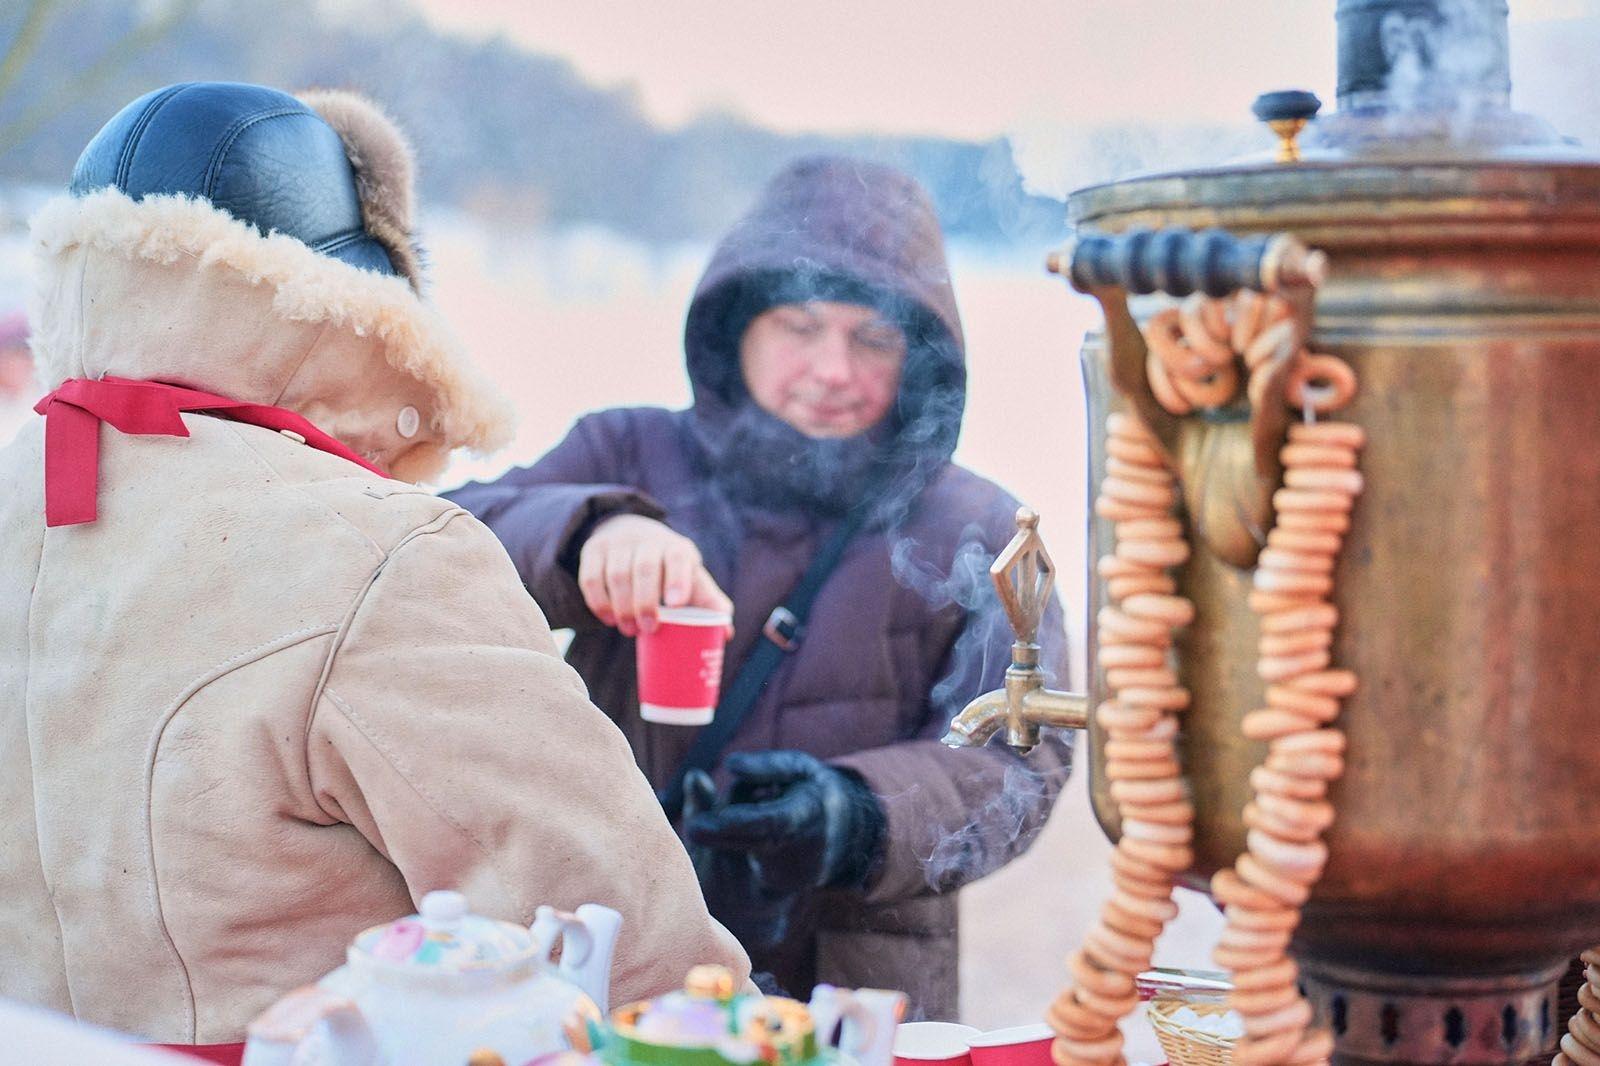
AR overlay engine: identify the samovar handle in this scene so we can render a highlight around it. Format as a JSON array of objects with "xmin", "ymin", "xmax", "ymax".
[{"xmin": 1052, "ymin": 226, "xmax": 1324, "ymax": 482}]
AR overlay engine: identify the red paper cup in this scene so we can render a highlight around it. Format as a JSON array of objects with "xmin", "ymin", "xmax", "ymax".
[
  {"xmin": 893, "ymin": 1022, "xmax": 980, "ymax": 1066},
  {"xmin": 636, "ymin": 606, "xmax": 730, "ymax": 725},
  {"xmin": 968, "ymin": 1024, "xmax": 1055, "ymax": 1066}
]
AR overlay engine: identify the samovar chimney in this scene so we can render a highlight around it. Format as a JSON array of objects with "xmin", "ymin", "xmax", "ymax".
[{"xmin": 1335, "ymin": 0, "xmax": 1511, "ymax": 113}]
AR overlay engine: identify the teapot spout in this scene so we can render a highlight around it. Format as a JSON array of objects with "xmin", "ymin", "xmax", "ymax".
[{"xmin": 241, "ymin": 985, "xmax": 379, "ymax": 1066}]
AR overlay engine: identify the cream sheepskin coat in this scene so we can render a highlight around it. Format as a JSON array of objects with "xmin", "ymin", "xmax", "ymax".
[{"xmin": 0, "ymin": 182, "xmax": 747, "ymax": 1042}]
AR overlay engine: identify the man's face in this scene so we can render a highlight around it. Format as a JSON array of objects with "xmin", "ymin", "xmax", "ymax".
[{"xmin": 737, "ymin": 300, "xmax": 907, "ymax": 439}]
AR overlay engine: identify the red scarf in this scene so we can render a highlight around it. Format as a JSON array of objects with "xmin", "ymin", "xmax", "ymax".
[{"xmin": 33, "ymin": 376, "xmax": 390, "ymax": 527}]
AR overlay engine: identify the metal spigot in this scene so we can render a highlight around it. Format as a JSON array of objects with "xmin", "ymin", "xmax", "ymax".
[{"xmin": 942, "ymin": 508, "xmax": 1087, "ymax": 754}]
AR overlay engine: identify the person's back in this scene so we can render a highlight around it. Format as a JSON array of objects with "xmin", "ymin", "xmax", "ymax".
[{"xmin": 0, "ymin": 82, "xmax": 746, "ymax": 1044}]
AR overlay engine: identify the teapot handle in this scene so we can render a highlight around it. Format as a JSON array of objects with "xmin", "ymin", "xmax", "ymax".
[
  {"xmin": 531, "ymin": 903, "xmax": 623, "ymax": 1014},
  {"xmin": 241, "ymin": 985, "xmax": 379, "ymax": 1066},
  {"xmin": 807, "ymin": 986, "xmax": 907, "ymax": 1066}
]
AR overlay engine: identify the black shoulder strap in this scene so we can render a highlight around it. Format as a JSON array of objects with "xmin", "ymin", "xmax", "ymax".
[{"xmin": 658, "ymin": 504, "xmax": 869, "ymax": 819}]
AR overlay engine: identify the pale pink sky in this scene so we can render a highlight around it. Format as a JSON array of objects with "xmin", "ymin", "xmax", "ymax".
[{"xmin": 408, "ymin": 0, "xmax": 1597, "ymax": 139}]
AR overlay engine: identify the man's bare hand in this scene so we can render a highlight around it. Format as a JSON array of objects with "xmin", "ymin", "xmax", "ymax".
[{"xmin": 577, "ymin": 514, "xmax": 733, "ymax": 636}]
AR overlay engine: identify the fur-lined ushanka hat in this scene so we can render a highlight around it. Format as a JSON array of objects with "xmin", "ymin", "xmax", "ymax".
[{"xmin": 33, "ymin": 82, "xmax": 512, "ymax": 481}]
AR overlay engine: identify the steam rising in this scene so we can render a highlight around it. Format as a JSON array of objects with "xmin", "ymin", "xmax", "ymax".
[{"xmin": 889, "ymin": 525, "xmax": 1074, "ymax": 891}]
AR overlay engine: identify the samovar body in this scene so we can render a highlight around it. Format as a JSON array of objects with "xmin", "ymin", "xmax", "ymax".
[{"xmin": 1067, "ymin": 2, "xmax": 1600, "ymax": 1060}]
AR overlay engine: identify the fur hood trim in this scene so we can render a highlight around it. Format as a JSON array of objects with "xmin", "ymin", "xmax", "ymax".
[
  {"xmin": 297, "ymin": 88, "xmax": 425, "ymax": 291},
  {"xmin": 29, "ymin": 187, "xmax": 514, "ymax": 466}
]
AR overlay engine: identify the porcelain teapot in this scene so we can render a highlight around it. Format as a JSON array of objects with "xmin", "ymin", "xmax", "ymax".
[
  {"xmin": 242, "ymin": 890, "xmax": 621, "ymax": 1066},
  {"xmin": 576, "ymin": 965, "xmax": 905, "ymax": 1066}
]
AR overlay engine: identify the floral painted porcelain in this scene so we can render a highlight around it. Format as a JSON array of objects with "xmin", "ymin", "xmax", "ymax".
[
  {"xmin": 567, "ymin": 966, "xmax": 904, "ymax": 1066},
  {"xmin": 241, "ymin": 890, "xmax": 620, "ymax": 1066}
]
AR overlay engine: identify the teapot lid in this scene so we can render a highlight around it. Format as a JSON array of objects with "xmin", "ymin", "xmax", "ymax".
[
  {"xmin": 607, "ymin": 966, "xmax": 817, "ymax": 1066},
  {"xmin": 354, "ymin": 890, "xmax": 532, "ymax": 973}
]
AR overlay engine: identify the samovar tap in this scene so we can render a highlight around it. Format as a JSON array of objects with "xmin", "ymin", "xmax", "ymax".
[{"xmin": 941, "ymin": 507, "xmax": 1086, "ymax": 754}]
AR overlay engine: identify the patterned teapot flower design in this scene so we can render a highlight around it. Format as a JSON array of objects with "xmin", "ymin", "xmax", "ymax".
[
  {"xmin": 568, "ymin": 965, "xmax": 904, "ymax": 1066},
  {"xmin": 241, "ymin": 890, "xmax": 620, "ymax": 1066}
]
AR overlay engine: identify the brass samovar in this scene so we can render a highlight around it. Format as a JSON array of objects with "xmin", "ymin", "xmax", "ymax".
[{"xmin": 949, "ymin": 2, "xmax": 1600, "ymax": 1063}]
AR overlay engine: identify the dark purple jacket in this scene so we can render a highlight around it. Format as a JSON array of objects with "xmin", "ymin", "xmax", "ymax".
[{"xmin": 447, "ymin": 157, "xmax": 1071, "ymax": 1019}]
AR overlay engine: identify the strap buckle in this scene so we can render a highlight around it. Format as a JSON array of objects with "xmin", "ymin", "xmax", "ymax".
[{"xmin": 763, "ymin": 606, "xmax": 803, "ymax": 652}]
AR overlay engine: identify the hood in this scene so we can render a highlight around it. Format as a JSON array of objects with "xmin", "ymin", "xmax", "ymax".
[
  {"xmin": 26, "ymin": 186, "xmax": 513, "ymax": 484},
  {"xmin": 682, "ymin": 156, "xmax": 968, "ymax": 485}
]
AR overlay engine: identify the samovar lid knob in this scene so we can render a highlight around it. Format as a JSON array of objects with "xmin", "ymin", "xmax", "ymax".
[{"xmin": 1253, "ymin": 90, "xmax": 1323, "ymax": 164}]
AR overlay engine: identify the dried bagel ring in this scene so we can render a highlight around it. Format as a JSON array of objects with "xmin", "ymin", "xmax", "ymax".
[
  {"xmin": 1110, "ymin": 776, "xmax": 1187, "ymax": 805},
  {"xmin": 1145, "ymin": 307, "xmax": 1213, "ymax": 380},
  {"xmin": 1276, "ymin": 510, "xmax": 1350, "ymax": 534},
  {"xmin": 1245, "ymin": 801, "xmax": 1325, "ymax": 844},
  {"xmin": 1109, "ymin": 574, "xmax": 1177, "ymax": 600},
  {"xmin": 1237, "ymin": 853, "xmax": 1313, "ymax": 906},
  {"xmin": 1225, "ymin": 903, "xmax": 1301, "ymax": 933},
  {"xmin": 1120, "ymin": 798, "xmax": 1195, "ymax": 826},
  {"xmin": 1287, "ymin": 354, "xmax": 1358, "ymax": 413},
  {"xmin": 1232, "ymin": 1028, "xmax": 1303, "ymax": 1066},
  {"xmin": 1100, "ymin": 900, "xmax": 1166, "ymax": 941},
  {"xmin": 1052, "ymin": 1029, "xmax": 1125, "ymax": 1064},
  {"xmin": 1105, "ymin": 667, "xmax": 1179, "ymax": 691},
  {"xmin": 1231, "ymin": 955, "xmax": 1300, "ymax": 992},
  {"xmin": 1211, "ymin": 867, "xmax": 1287, "ymax": 912},
  {"xmin": 1582, "ymin": 982, "xmax": 1600, "ymax": 1012},
  {"xmin": 1242, "ymin": 708, "xmax": 1322, "ymax": 741},
  {"xmin": 1122, "ymin": 593, "xmax": 1196, "ymax": 627},
  {"xmin": 1286, "ymin": 669, "xmax": 1359, "ymax": 697},
  {"xmin": 1147, "ymin": 350, "xmax": 1194, "ymax": 415},
  {"xmin": 1260, "ymin": 604, "xmax": 1339, "ymax": 635},
  {"xmin": 1179, "ymin": 294, "xmax": 1236, "ymax": 368},
  {"xmin": 1282, "ymin": 441, "xmax": 1357, "ymax": 469},
  {"xmin": 1259, "ymin": 628, "xmax": 1333, "ymax": 658},
  {"xmin": 1284, "ymin": 466, "xmax": 1365, "ymax": 496},
  {"xmin": 1213, "ymin": 942, "xmax": 1288, "ymax": 970},
  {"xmin": 1248, "ymin": 590, "xmax": 1324, "ymax": 615},
  {"xmin": 1097, "ymin": 702, "xmax": 1163, "ymax": 732},
  {"xmin": 1067, "ymin": 949, "xmax": 1136, "ymax": 999},
  {"xmin": 1244, "ymin": 317, "xmax": 1297, "ymax": 370},
  {"xmin": 1258, "ymin": 649, "xmax": 1333, "ymax": 682},
  {"xmin": 1109, "ymin": 714, "xmax": 1180, "ymax": 742},
  {"xmin": 1249, "ymin": 765, "xmax": 1329, "ymax": 801},
  {"xmin": 1565, "ymin": 1034, "xmax": 1600, "ymax": 1066},
  {"xmin": 1230, "ymin": 981, "xmax": 1303, "ymax": 1015},
  {"xmin": 1271, "ymin": 729, "xmax": 1347, "ymax": 756},
  {"xmin": 1172, "ymin": 361, "xmax": 1241, "ymax": 409},
  {"xmin": 1230, "ymin": 290, "xmax": 1267, "ymax": 352},
  {"xmin": 1097, "ymin": 554, "xmax": 1156, "ymax": 579},
  {"xmin": 1285, "ymin": 1028, "xmax": 1336, "ymax": 1066},
  {"xmin": 1264, "ymin": 749, "xmax": 1345, "ymax": 782},
  {"xmin": 1096, "ymin": 639, "xmax": 1166, "ymax": 668},
  {"xmin": 1247, "ymin": 830, "xmax": 1329, "ymax": 880},
  {"xmin": 1288, "ymin": 420, "xmax": 1366, "ymax": 450},
  {"xmin": 1244, "ymin": 998, "xmax": 1315, "ymax": 1039}
]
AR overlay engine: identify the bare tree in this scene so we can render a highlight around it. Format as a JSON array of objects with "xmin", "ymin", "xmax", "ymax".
[{"xmin": 0, "ymin": 0, "xmax": 199, "ymax": 162}]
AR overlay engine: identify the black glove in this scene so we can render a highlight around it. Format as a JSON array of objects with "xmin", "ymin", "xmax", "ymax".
[
  {"xmin": 684, "ymin": 750, "xmax": 887, "ymax": 896},
  {"xmin": 681, "ymin": 768, "xmax": 800, "ymax": 950}
]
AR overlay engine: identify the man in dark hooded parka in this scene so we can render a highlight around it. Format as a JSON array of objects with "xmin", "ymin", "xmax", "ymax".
[{"xmin": 448, "ymin": 155, "xmax": 1072, "ymax": 1019}]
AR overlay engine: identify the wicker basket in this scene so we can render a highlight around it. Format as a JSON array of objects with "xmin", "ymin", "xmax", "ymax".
[{"xmin": 1146, "ymin": 996, "xmax": 1237, "ymax": 1066}]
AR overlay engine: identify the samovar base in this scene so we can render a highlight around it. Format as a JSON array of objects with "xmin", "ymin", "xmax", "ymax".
[{"xmin": 1298, "ymin": 959, "xmax": 1565, "ymax": 1066}]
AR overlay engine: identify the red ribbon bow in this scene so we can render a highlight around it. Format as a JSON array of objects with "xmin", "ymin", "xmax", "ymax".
[{"xmin": 33, "ymin": 376, "xmax": 389, "ymax": 527}]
